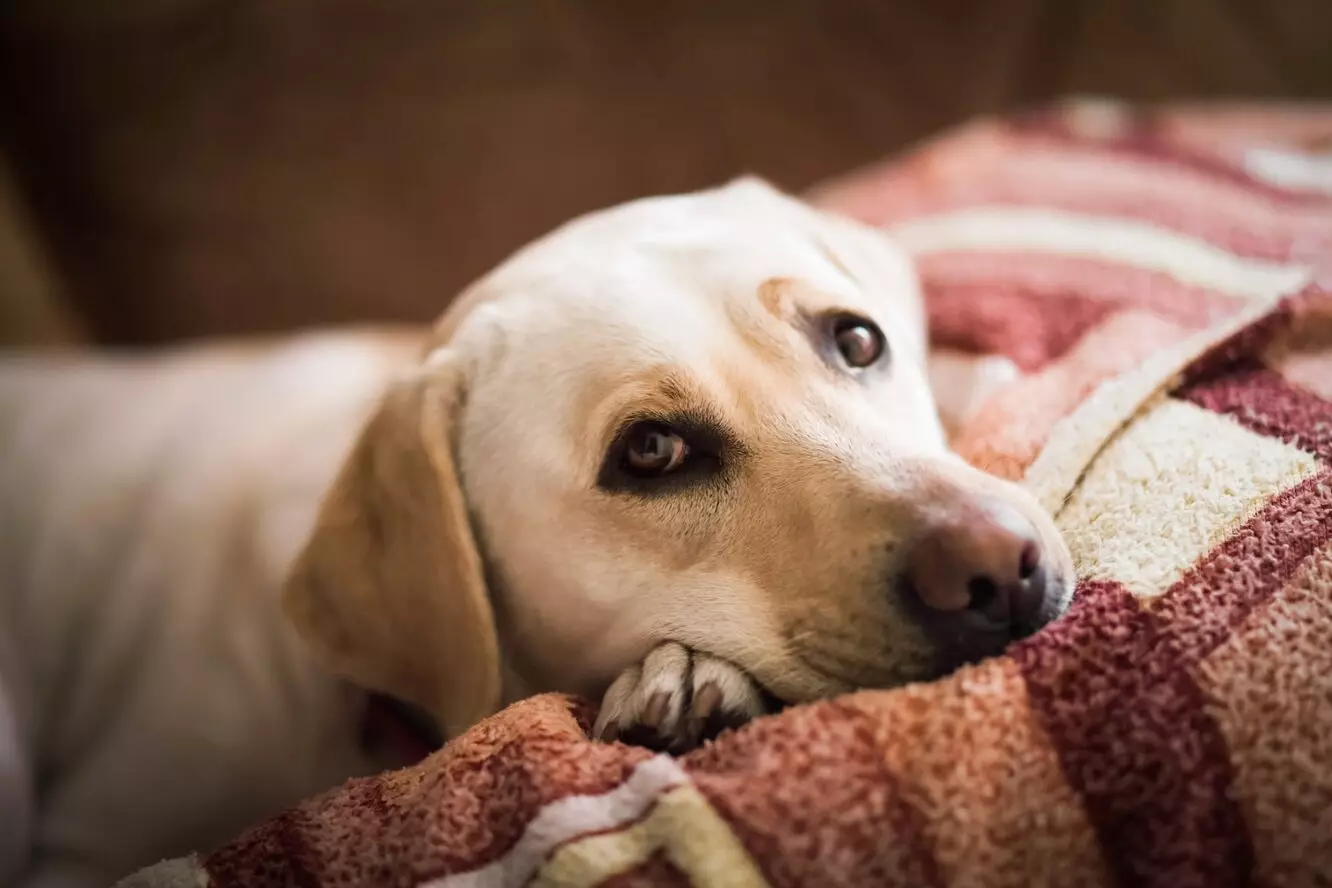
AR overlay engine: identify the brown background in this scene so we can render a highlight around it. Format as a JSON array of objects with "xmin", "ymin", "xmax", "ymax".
[{"xmin": 1, "ymin": 0, "xmax": 1330, "ymax": 346}]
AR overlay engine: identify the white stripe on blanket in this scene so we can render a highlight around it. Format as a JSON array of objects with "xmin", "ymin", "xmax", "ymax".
[
  {"xmin": 891, "ymin": 207, "xmax": 1310, "ymax": 300},
  {"xmin": 427, "ymin": 754, "xmax": 689, "ymax": 888},
  {"xmin": 1243, "ymin": 147, "xmax": 1332, "ymax": 196}
]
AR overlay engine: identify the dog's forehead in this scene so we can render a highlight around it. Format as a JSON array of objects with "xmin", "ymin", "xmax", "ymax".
[
  {"xmin": 471, "ymin": 256, "xmax": 801, "ymax": 417},
  {"xmin": 449, "ymin": 184, "xmax": 919, "ymax": 473},
  {"xmin": 462, "ymin": 189, "xmax": 857, "ymax": 371}
]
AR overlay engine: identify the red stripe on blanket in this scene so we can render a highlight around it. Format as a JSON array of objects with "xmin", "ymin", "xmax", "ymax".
[
  {"xmin": 414, "ymin": 730, "xmax": 651, "ymax": 877},
  {"xmin": 951, "ymin": 310, "xmax": 1192, "ymax": 479},
  {"xmin": 206, "ymin": 803, "xmax": 325, "ymax": 888},
  {"xmin": 820, "ymin": 126, "xmax": 1332, "ymax": 262},
  {"xmin": 1175, "ymin": 362, "xmax": 1332, "ymax": 463},
  {"xmin": 919, "ymin": 252, "xmax": 1243, "ymax": 370},
  {"xmin": 1013, "ymin": 580, "xmax": 1255, "ymax": 888},
  {"xmin": 1009, "ymin": 111, "xmax": 1332, "ymax": 207},
  {"xmin": 1151, "ymin": 108, "xmax": 1332, "ymax": 156},
  {"xmin": 204, "ymin": 696, "xmax": 650, "ymax": 886},
  {"xmin": 685, "ymin": 699, "xmax": 942, "ymax": 888},
  {"xmin": 970, "ymin": 140, "xmax": 1332, "ymax": 260},
  {"xmin": 1152, "ymin": 472, "xmax": 1332, "ymax": 658},
  {"xmin": 206, "ymin": 775, "xmax": 404, "ymax": 888},
  {"xmin": 1177, "ymin": 296, "xmax": 1303, "ymax": 385},
  {"xmin": 918, "ymin": 253, "xmax": 1245, "ymax": 328},
  {"xmin": 925, "ymin": 283, "xmax": 1115, "ymax": 371},
  {"xmin": 1016, "ymin": 474, "xmax": 1332, "ymax": 886}
]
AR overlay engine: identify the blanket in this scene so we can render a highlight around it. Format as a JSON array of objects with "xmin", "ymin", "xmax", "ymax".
[{"xmin": 122, "ymin": 99, "xmax": 1332, "ymax": 888}]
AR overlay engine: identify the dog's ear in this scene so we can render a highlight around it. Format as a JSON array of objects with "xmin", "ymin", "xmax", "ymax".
[{"xmin": 282, "ymin": 348, "xmax": 499, "ymax": 739}]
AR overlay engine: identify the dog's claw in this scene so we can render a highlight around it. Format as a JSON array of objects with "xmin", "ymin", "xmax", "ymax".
[
  {"xmin": 691, "ymin": 682, "xmax": 723, "ymax": 720},
  {"xmin": 594, "ymin": 644, "xmax": 767, "ymax": 753},
  {"xmin": 641, "ymin": 691, "xmax": 670, "ymax": 730}
]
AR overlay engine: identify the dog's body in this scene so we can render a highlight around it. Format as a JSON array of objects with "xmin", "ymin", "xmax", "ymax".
[
  {"xmin": 0, "ymin": 334, "xmax": 421, "ymax": 887},
  {"xmin": 0, "ymin": 180, "xmax": 1073, "ymax": 887}
]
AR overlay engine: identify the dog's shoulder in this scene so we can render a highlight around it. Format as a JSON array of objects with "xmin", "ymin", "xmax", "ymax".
[
  {"xmin": 0, "ymin": 325, "xmax": 425, "ymax": 623},
  {"xmin": 0, "ymin": 327, "xmax": 424, "ymax": 880}
]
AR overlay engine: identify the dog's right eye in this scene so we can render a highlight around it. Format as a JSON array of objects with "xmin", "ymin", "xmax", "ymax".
[{"xmin": 621, "ymin": 422, "xmax": 690, "ymax": 477}]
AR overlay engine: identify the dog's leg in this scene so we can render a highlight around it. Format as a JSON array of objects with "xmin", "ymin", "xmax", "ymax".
[{"xmin": 593, "ymin": 642, "xmax": 768, "ymax": 753}]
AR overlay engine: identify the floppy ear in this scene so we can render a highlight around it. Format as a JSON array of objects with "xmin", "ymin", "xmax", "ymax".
[{"xmin": 282, "ymin": 349, "xmax": 500, "ymax": 739}]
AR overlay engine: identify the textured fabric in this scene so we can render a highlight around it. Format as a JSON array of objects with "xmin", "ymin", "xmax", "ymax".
[{"xmin": 119, "ymin": 99, "xmax": 1332, "ymax": 888}]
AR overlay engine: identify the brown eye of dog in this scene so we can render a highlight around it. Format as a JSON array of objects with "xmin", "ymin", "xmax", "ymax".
[
  {"xmin": 622, "ymin": 422, "xmax": 690, "ymax": 477},
  {"xmin": 832, "ymin": 316, "xmax": 885, "ymax": 368}
]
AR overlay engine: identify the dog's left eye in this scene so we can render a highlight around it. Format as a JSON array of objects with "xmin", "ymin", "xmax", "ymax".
[
  {"xmin": 621, "ymin": 422, "xmax": 690, "ymax": 477},
  {"xmin": 831, "ymin": 315, "xmax": 886, "ymax": 369}
]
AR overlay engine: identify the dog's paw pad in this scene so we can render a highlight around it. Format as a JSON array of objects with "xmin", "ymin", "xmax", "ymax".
[{"xmin": 593, "ymin": 642, "xmax": 765, "ymax": 753}]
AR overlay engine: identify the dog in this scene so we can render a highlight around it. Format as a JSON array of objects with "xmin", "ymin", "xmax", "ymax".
[{"xmin": 0, "ymin": 178, "xmax": 1073, "ymax": 887}]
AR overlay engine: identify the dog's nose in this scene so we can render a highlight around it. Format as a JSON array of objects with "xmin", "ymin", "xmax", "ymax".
[{"xmin": 903, "ymin": 499, "xmax": 1049, "ymax": 627}]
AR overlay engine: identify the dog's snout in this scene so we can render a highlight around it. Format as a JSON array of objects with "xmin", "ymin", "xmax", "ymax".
[{"xmin": 903, "ymin": 498, "xmax": 1049, "ymax": 627}]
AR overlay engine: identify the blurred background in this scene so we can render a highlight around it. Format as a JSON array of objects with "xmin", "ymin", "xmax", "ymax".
[{"xmin": 1, "ymin": 0, "xmax": 1329, "ymax": 348}]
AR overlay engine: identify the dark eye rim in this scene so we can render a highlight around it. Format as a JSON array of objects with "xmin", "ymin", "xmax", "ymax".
[
  {"xmin": 597, "ymin": 412, "xmax": 734, "ymax": 496},
  {"xmin": 825, "ymin": 311, "xmax": 887, "ymax": 370}
]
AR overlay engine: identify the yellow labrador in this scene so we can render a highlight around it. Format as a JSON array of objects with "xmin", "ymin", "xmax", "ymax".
[
  {"xmin": 0, "ymin": 178, "xmax": 1072, "ymax": 886},
  {"xmin": 287, "ymin": 177, "xmax": 1075, "ymax": 747}
]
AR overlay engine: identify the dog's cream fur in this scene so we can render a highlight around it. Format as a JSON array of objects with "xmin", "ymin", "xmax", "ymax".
[
  {"xmin": 0, "ymin": 179, "xmax": 1071, "ymax": 887},
  {"xmin": 0, "ymin": 332, "xmax": 422, "ymax": 888}
]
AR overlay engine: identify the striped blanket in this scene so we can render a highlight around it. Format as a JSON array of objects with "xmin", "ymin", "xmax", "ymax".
[{"xmin": 123, "ymin": 100, "xmax": 1332, "ymax": 888}]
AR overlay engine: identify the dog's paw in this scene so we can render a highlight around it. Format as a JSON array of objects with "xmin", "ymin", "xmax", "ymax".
[{"xmin": 592, "ymin": 642, "xmax": 767, "ymax": 753}]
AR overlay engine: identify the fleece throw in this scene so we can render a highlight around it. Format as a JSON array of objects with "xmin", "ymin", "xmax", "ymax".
[{"xmin": 122, "ymin": 100, "xmax": 1332, "ymax": 888}]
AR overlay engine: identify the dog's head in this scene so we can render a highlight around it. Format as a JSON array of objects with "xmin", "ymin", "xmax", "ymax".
[{"xmin": 283, "ymin": 178, "xmax": 1074, "ymax": 738}]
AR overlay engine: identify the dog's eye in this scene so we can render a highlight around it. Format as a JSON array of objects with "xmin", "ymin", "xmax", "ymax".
[
  {"xmin": 599, "ymin": 414, "xmax": 730, "ymax": 495},
  {"xmin": 621, "ymin": 422, "xmax": 690, "ymax": 477},
  {"xmin": 831, "ymin": 315, "xmax": 885, "ymax": 368}
]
